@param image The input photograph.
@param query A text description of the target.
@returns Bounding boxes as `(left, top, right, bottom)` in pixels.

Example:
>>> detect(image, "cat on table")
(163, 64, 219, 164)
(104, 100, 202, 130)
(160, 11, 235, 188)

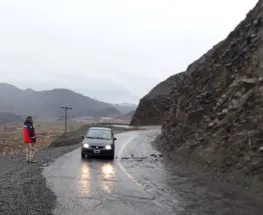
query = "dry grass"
(0, 120, 85, 156)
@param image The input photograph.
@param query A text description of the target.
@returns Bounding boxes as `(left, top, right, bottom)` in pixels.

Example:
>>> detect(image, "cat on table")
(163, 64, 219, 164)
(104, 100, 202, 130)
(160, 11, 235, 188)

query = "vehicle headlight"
(83, 143, 89, 148)
(105, 145, 112, 150)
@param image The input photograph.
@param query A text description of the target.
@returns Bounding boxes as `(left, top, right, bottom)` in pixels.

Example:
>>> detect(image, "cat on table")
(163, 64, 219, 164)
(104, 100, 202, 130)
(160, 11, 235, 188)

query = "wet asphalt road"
(43, 128, 263, 215)
(43, 129, 174, 215)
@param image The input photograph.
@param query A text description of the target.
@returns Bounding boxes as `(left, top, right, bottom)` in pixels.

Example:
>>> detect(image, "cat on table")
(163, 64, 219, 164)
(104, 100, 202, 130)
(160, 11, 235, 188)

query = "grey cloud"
(0, 0, 258, 103)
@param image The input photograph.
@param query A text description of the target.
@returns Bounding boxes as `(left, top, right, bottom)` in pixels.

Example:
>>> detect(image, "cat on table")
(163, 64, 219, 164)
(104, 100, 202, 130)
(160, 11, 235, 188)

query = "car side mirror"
(113, 137, 117, 141)
(81, 136, 85, 140)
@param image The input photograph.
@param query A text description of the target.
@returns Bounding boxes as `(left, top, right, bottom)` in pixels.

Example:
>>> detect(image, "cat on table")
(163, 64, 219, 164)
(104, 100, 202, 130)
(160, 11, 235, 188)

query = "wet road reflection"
(101, 162, 114, 178)
(79, 161, 90, 194)
(101, 162, 115, 193)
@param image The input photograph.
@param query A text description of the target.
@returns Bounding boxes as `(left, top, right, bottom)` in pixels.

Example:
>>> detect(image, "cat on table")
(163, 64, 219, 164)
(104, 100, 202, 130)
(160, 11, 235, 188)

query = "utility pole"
(61, 106, 72, 133)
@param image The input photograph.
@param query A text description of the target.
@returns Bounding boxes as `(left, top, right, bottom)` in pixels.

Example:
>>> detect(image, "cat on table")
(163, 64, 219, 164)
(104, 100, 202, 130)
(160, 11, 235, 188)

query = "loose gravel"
(0, 144, 81, 215)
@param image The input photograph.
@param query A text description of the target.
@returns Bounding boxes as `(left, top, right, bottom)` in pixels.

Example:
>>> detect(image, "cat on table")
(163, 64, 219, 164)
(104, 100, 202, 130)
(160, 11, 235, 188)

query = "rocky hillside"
(133, 1, 263, 193)
(130, 72, 184, 125)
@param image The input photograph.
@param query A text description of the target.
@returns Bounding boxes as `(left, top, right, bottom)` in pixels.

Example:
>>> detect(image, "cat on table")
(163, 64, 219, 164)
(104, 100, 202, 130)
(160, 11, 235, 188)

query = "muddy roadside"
(0, 125, 140, 215)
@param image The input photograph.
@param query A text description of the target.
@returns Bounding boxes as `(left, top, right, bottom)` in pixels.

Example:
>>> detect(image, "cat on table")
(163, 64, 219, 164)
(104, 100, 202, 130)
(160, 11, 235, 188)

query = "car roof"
(88, 126, 112, 131)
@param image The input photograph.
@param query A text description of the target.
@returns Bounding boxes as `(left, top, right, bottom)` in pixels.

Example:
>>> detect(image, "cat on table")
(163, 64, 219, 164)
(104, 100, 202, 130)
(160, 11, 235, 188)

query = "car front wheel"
(109, 151, 115, 160)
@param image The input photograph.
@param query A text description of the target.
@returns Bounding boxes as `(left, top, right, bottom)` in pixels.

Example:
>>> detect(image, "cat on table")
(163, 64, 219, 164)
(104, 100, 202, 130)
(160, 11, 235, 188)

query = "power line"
(61, 106, 72, 133)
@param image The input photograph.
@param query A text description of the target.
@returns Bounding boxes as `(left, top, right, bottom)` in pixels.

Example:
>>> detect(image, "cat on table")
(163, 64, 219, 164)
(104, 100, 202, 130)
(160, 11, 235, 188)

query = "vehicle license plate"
(93, 150, 100, 154)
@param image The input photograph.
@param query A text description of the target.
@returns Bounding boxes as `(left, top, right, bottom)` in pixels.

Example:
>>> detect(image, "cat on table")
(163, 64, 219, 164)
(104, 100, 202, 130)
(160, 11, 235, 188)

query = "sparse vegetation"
(0, 120, 85, 156)
(0, 119, 136, 156)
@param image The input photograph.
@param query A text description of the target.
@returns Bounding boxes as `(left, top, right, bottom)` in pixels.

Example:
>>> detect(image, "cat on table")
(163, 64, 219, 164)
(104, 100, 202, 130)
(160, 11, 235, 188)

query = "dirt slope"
(133, 0, 263, 194)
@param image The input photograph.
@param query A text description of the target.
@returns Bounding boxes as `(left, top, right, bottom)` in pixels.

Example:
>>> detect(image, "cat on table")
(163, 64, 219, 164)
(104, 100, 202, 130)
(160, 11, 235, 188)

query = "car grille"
(90, 146, 104, 149)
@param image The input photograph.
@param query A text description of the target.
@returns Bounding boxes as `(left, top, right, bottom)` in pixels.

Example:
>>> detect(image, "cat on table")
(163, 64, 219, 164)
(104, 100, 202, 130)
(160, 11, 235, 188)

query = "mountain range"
(0, 83, 137, 119)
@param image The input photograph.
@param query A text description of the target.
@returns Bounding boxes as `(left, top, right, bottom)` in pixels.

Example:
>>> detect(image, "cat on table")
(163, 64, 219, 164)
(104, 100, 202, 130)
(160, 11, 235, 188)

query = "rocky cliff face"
(133, 0, 263, 192)
(130, 72, 184, 125)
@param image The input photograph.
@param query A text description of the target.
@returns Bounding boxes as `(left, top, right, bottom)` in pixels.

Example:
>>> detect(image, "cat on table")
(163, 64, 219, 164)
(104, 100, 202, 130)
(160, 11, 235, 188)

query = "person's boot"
(29, 159, 37, 163)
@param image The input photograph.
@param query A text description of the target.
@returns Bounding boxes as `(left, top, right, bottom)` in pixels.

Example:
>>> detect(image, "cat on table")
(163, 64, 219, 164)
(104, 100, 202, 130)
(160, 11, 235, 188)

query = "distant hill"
(117, 110, 135, 120)
(0, 83, 120, 118)
(95, 107, 122, 117)
(114, 103, 137, 114)
(0, 112, 23, 124)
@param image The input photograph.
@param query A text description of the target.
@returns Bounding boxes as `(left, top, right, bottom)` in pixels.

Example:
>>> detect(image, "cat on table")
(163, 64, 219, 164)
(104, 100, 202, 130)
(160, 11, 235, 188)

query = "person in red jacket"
(24, 116, 37, 163)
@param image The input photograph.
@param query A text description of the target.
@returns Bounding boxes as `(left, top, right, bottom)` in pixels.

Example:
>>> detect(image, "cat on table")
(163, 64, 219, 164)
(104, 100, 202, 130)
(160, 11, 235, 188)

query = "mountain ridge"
(0, 83, 121, 118)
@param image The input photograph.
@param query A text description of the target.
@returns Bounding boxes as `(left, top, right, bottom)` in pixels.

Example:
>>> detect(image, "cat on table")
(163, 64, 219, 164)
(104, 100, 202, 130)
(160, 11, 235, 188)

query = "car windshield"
(86, 129, 111, 140)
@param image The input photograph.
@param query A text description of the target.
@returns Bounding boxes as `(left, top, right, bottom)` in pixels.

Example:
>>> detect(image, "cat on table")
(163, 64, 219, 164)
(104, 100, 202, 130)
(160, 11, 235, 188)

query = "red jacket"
(23, 120, 36, 143)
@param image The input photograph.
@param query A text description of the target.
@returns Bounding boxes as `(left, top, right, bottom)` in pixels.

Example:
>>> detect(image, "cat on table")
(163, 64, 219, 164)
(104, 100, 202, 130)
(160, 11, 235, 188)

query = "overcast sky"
(0, 0, 258, 103)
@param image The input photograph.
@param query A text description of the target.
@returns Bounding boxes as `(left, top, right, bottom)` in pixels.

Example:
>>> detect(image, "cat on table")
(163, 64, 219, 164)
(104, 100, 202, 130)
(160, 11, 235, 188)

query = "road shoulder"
(0, 144, 81, 215)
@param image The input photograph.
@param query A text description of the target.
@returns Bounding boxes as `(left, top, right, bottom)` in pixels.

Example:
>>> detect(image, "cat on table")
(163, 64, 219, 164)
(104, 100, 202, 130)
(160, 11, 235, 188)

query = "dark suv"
(81, 126, 117, 159)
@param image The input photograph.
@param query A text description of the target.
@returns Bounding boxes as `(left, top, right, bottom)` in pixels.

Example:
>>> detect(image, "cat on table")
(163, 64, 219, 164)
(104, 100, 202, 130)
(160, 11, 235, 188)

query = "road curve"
(43, 129, 175, 215)
(43, 127, 263, 215)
